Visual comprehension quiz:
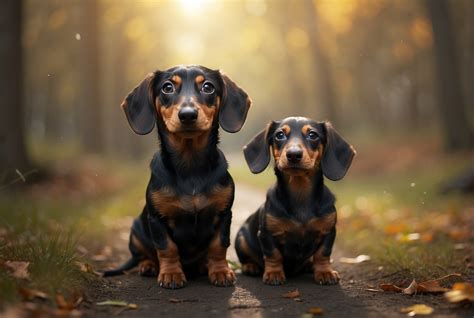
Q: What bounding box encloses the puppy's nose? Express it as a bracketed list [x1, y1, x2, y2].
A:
[286, 147, 303, 163]
[178, 106, 198, 124]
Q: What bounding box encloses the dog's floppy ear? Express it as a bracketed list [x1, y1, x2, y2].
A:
[121, 72, 159, 135]
[218, 72, 252, 133]
[321, 122, 356, 181]
[243, 121, 277, 174]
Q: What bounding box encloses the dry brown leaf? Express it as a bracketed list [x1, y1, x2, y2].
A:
[19, 287, 48, 300]
[445, 282, 474, 303]
[402, 280, 419, 295]
[339, 254, 371, 264]
[5, 261, 30, 280]
[282, 289, 300, 298]
[400, 304, 434, 316]
[417, 280, 449, 293]
[307, 307, 323, 315]
[76, 262, 101, 276]
[380, 283, 404, 292]
[382, 273, 463, 295]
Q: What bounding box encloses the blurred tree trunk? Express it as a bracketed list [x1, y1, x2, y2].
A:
[304, 0, 339, 124]
[426, 0, 474, 150]
[0, 0, 31, 178]
[78, 0, 103, 153]
[269, 2, 306, 113]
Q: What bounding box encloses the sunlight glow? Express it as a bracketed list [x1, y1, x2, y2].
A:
[179, 0, 206, 16]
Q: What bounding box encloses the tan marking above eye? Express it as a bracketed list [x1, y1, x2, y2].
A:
[195, 75, 205, 84]
[171, 75, 182, 86]
[281, 125, 291, 135]
[301, 124, 313, 135]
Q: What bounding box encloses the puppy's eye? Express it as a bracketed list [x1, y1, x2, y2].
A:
[201, 81, 215, 94]
[275, 131, 286, 141]
[307, 131, 319, 141]
[161, 81, 175, 94]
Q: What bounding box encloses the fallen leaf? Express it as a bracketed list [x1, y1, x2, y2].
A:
[402, 280, 419, 295]
[380, 283, 403, 292]
[417, 280, 449, 293]
[282, 289, 300, 298]
[56, 294, 83, 311]
[381, 273, 463, 295]
[96, 300, 138, 309]
[400, 304, 433, 316]
[366, 288, 382, 292]
[169, 298, 181, 303]
[339, 254, 370, 264]
[384, 223, 406, 235]
[19, 288, 48, 300]
[294, 298, 303, 302]
[5, 261, 30, 280]
[307, 307, 323, 315]
[444, 282, 474, 303]
[76, 261, 101, 276]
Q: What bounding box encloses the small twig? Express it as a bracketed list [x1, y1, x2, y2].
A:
[0, 169, 38, 191]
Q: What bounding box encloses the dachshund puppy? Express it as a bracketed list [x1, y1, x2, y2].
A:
[104, 65, 251, 289]
[235, 117, 355, 285]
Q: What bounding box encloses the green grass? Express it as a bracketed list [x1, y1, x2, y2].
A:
[0, 153, 149, 307]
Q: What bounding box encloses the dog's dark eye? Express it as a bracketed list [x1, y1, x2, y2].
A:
[307, 131, 319, 141]
[275, 131, 286, 141]
[161, 81, 175, 94]
[201, 81, 215, 94]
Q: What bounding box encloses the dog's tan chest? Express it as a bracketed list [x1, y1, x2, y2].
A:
[265, 212, 336, 240]
[150, 184, 232, 218]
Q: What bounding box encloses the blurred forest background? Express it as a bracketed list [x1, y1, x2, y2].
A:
[0, 0, 473, 311]
[1, 0, 473, 176]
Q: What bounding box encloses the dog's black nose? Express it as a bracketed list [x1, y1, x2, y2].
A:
[178, 106, 198, 124]
[286, 148, 303, 163]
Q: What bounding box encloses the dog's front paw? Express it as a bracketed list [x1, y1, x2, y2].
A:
[263, 270, 286, 285]
[208, 264, 236, 287]
[314, 268, 340, 285]
[158, 269, 187, 289]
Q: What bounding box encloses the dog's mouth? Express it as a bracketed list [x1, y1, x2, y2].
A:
[175, 125, 208, 138]
[279, 162, 313, 174]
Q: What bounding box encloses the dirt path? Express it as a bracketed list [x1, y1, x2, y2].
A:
[85, 184, 473, 317]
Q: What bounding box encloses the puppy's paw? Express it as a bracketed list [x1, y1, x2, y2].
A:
[158, 270, 187, 289]
[139, 260, 157, 277]
[263, 270, 286, 285]
[314, 269, 340, 285]
[241, 263, 262, 276]
[209, 265, 236, 287]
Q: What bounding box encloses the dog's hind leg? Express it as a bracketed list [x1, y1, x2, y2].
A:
[235, 227, 262, 276]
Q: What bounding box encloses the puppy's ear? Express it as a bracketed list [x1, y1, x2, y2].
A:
[121, 72, 160, 135]
[321, 122, 356, 181]
[243, 121, 277, 174]
[218, 72, 252, 133]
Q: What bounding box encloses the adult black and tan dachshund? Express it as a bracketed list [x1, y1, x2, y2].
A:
[104, 65, 251, 289]
[235, 117, 355, 285]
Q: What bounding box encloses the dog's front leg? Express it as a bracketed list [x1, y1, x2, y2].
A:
[258, 226, 286, 285]
[147, 211, 186, 289]
[207, 209, 236, 287]
[313, 226, 339, 285]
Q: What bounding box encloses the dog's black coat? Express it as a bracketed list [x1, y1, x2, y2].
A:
[104, 65, 251, 288]
[235, 117, 355, 285]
